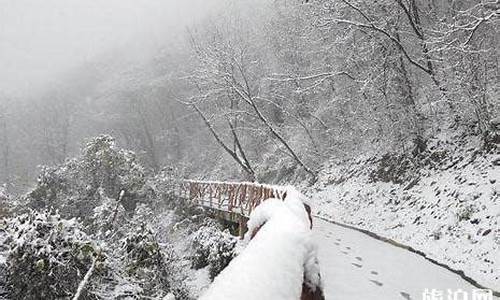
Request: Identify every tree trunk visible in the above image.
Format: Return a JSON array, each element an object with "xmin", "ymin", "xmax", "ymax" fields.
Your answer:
[{"xmin": 192, "ymin": 104, "xmax": 256, "ymax": 181}]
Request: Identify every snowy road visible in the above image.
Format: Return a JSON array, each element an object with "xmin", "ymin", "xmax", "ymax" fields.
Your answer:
[{"xmin": 314, "ymin": 218, "xmax": 498, "ymax": 300}]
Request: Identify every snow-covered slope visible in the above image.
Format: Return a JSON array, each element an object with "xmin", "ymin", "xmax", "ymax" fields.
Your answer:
[{"xmin": 310, "ymin": 137, "xmax": 499, "ymax": 290}]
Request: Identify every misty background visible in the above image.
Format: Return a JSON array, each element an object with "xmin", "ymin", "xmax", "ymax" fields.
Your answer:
[
  {"xmin": 0, "ymin": 0, "xmax": 498, "ymax": 193},
  {"xmin": 0, "ymin": 0, "xmax": 225, "ymax": 96},
  {"xmin": 0, "ymin": 0, "xmax": 231, "ymax": 190}
]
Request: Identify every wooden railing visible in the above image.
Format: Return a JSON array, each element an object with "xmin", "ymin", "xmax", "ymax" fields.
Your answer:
[{"xmin": 179, "ymin": 180, "xmax": 287, "ymax": 217}]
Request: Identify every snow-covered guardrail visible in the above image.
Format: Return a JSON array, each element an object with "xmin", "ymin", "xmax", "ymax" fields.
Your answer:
[{"xmin": 179, "ymin": 180, "xmax": 288, "ymax": 217}]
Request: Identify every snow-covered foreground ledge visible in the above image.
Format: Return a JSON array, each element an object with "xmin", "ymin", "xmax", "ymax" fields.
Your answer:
[{"xmin": 199, "ymin": 187, "xmax": 324, "ymax": 300}]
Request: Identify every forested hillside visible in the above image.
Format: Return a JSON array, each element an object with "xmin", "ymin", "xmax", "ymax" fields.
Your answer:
[{"xmin": 1, "ymin": 0, "xmax": 498, "ymax": 191}]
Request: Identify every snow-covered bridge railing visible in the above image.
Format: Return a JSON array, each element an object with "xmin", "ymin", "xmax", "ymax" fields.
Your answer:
[{"xmin": 179, "ymin": 180, "xmax": 288, "ymax": 217}]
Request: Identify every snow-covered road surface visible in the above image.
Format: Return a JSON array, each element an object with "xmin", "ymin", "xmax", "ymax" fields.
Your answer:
[{"xmin": 314, "ymin": 218, "xmax": 498, "ymax": 300}]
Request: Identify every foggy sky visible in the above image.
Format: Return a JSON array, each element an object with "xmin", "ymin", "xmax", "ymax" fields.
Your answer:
[{"xmin": 0, "ymin": 0, "xmax": 225, "ymax": 98}]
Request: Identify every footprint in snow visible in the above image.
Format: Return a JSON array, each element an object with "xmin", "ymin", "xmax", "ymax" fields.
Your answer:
[
  {"xmin": 334, "ymin": 242, "xmax": 340, "ymax": 246},
  {"xmin": 400, "ymin": 292, "xmax": 411, "ymax": 300},
  {"xmin": 355, "ymin": 256, "xmax": 362, "ymax": 261},
  {"xmin": 369, "ymin": 279, "xmax": 383, "ymax": 287},
  {"xmin": 341, "ymin": 251, "xmax": 349, "ymax": 255},
  {"xmin": 346, "ymin": 246, "xmax": 351, "ymax": 250},
  {"xmin": 370, "ymin": 271, "xmax": 378, "ymax": 275},
  {"xmin": 336, "ymin": 238, "xmax": 341, "ymax": 242},
  {"xmin": 351, "ymin": 263, "xmax": 362, "ymax": 268}
]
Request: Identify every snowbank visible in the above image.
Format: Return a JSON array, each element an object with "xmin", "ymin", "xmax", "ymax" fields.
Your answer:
[{"xmin": 199, "ymin": 188, "xmax": 322, "ymax": 300}]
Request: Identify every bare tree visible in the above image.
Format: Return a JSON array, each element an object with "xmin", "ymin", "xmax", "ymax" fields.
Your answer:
[{"xmin": 188, "ymin": 16, "xmax": 318, "ymax": 178}]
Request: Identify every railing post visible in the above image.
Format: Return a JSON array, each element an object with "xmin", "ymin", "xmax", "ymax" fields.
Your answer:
[{"xmin": 238, "ymin": 216, "xmax": 247, "ymax": 240}]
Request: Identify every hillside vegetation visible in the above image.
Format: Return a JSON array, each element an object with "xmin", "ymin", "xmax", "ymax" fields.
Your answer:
[{"xmin": 0, "ymin": 136, "xmax": 236, "ymax": 299}]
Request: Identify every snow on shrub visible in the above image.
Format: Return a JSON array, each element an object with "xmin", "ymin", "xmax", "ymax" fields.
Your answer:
[
  {"xmin": 123, "ymin": 223, "xmax": 164, "ymax": 272},
  {"xmin": 456, "ymin": 204, "xmax": 476, "ymax": 222},
  {"xmin": 25, "ymin": 135, "xmax": 147, "ymax": 220},
  {"xmin": 369, "ymin": 153, "xmax": 415, "ymax": 184},
  {"xmin": 86, "ymin": 191, "xmax": 146, "ymax": 241},
  {"xmin": 3, "ymin": 210, "xmax": 104, "ymax": 299},
  {"xmin": 120, "ymin": 222, "xmax": 190, "ymax": 299},
  {"xmin": 79, "ymin": 135, "xmax": 146, "ymax": 206},
  {"xmin": 191, "ymin": 223, "xmax": 238, "ymax": 279}
]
